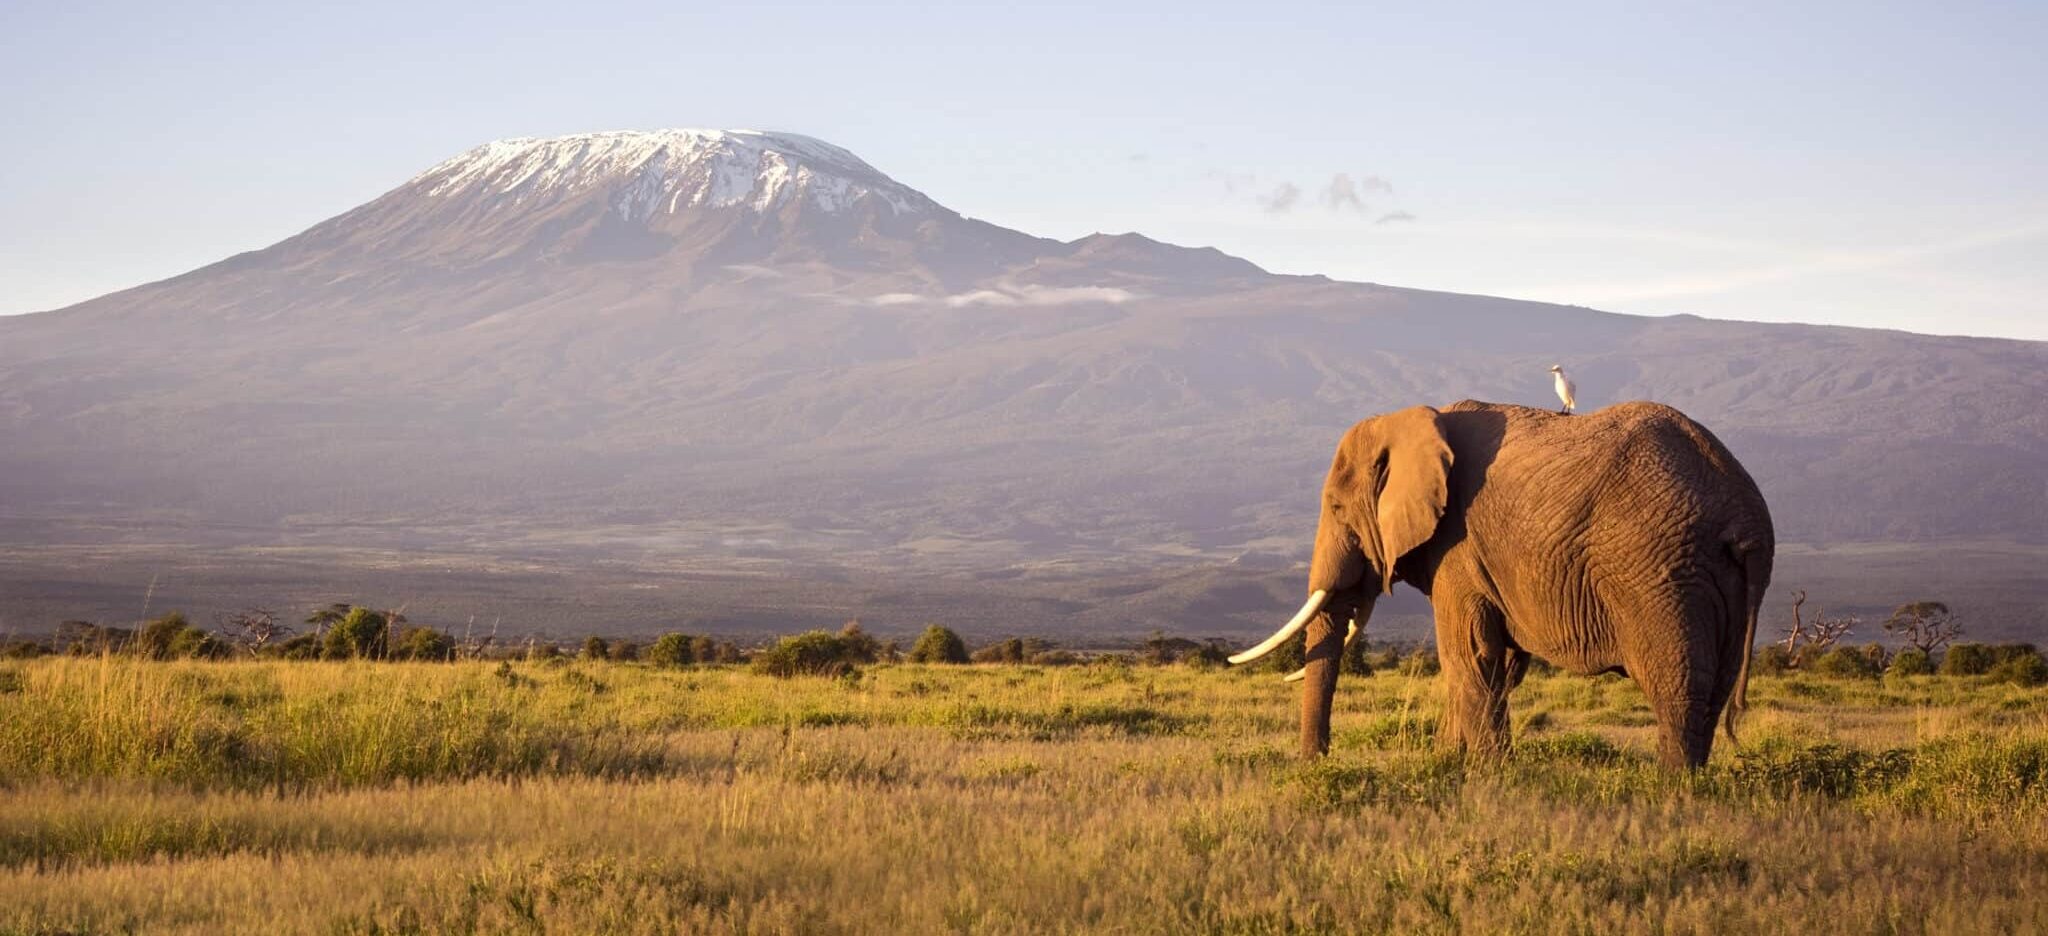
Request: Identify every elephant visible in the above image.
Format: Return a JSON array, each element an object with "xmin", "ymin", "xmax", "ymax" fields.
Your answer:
[{"xmin": 1230, "ymin": 400, "xmax": 1774, "ymax": 769}]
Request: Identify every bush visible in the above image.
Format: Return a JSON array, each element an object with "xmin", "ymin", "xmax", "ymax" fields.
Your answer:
[
  {"xmin": 323, "ymin": 608, "xmax": 390, "ymax": 660},
  {"xmin": 908, "ymin": 625, "xmax": 969, "ymax": 664},
  {"xmin": 837, "ymin": 621, "xmax": 880, "ymax": 664},
  {"xmin": 525, "ymin": 641, "xmax": 562, "ymax": 661},
  {"xmin": 581, "ymin": 636, "xmax": 610, "ymax": 660},
  {"xmin": 1810, "ymin": 646, "xmax": 1882, "ymax": 680},
  {"xmin": 691, "ymin": 635, "xmax": 741, "ymax": 664},
  {"xmin": 607, "ymin": 640, "xmax": 639, "ymax": 662},
  {"xmin": 1399, "ymin": 648, "xmax": 1440, "ymax": 677},
  {"xmin": 973, "ymin": 637, "xmax": 1028, "ymax": 664},
  {"xmin": 1262, "ymin": 633, "xmax": 1306, "ymax": 675},
  {"xmin": 275, "ymin": 633, "xmax": 323, "ymax": 660},
  {"xmin": 392, "ymin": 626, "xmax": 455, "ymax": 661},
  {"xmin": 1751, "ymin": 644, "xmax": 1792, "ymax": 676},
  {"xmin": 1888, "ymin": 648, "xmax": 1935, "ymax": 676},
  {"xmin": 751, "ymin": 630, "xmax": 863, "ymax": 678},
  {"xmin": 645, "ymin": 633, "xmax": 693, "ymax": 667},
  {"xmin": 1987, "ymin": 653, "xmax": 2048, "ymax": 688},
  {"xmin": 1342, "ymin": 638, "xmax": 1374, "ymax": 676},
  {"xmin": 1940, "ymin": 643, "xmax": 1996, "ymax": 676}
]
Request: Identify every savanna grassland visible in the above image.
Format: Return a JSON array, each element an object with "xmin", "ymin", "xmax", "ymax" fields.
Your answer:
[{"xmin": 2, "ymin": 657, "xmax": 2045, "ymax": 935}]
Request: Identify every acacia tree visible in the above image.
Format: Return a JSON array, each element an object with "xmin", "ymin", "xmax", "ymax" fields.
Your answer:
[{"xmin": 1883, "ymin": 601, "xmax": 1962, "ymax": 654}]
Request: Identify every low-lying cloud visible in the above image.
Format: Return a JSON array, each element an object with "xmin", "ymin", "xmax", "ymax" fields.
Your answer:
[{"xmin": 864, "ymin": 284, "xmax": 1141, "ymax": 308}]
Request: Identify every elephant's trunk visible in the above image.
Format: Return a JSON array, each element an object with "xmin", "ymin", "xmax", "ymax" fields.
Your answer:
[{"xmin": 1299, "ymin": 596, "xmax": 1374, "ymax": 757}]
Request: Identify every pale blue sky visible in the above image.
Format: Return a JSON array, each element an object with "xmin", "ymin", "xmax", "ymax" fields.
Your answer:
[{"xmin": 4, "ymin": 1, "xmax": 2043, "ymax": 339}]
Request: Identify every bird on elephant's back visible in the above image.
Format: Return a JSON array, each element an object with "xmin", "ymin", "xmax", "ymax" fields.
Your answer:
[{"xmin": 1230, "ymin": 399, "xmax": 1773, "ymax": 769}]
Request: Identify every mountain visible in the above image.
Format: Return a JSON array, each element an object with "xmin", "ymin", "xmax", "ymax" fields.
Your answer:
[{"xmin": 2, "ymin": 129, "xmax": 2043, "ymax": 639}]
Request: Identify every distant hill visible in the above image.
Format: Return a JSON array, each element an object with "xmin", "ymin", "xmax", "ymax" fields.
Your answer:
[{"xmin": 2, "ymin": 129, "xmax": 2042, "ymax": 638}]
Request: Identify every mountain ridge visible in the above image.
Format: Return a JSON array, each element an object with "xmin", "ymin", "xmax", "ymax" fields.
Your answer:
[{"xmin": 1, "ymin": 129, "xmax": 2042, "ymax": 635}]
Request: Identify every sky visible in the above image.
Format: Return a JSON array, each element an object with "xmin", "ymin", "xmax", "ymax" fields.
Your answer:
[{"xmin": 3, "ymin": 0, "xmax": 2044, "ymax": 340}]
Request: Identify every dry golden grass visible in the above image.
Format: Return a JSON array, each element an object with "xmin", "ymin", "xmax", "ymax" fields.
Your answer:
[{"xmin": 0, "ymin": 657, "xmax": 2043, "ymax": 934}]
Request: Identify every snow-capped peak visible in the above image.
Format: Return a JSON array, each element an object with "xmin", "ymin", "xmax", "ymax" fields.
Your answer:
[{"xmin": 410, "ymin": 129, "xmax": 936, "ymax": 219}]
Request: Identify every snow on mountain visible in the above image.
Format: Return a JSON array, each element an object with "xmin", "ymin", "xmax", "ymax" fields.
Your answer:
[{"xmin": 409, "ymin": 129, "xmax": 937, "ymax": 220}]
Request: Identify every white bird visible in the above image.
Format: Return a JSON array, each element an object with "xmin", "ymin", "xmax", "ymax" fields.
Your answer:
[{"xmin": 1549, "ymin": 364, "xmax": 1577, "ymax": 415}]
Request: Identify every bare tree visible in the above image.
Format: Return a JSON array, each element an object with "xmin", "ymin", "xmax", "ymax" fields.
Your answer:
[
  {"xmin": 1883, "ymin": 601, "xmax": 1962, "ymax": 654},
  {"xmin": 218, "ymin": 607, "xmax": 291, "ymax": 655},
  {"xmin": 1780, "ymin": 590, "xmax": 1858, "ymax": 666},
  {"xmin": 1780, "ymin": 590, "xmax": 1809, "ymax": 652}
]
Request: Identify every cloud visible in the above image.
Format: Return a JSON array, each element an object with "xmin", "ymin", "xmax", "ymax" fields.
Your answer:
[
  {"xmin": 1376, "ymin": 211, "xmax": 1417, "ymax": 225},
  {"xmin": 865, "ymin": 284, "xmax": 1140, "ymax": 308},
  {"xmin": 1323, "ymin": 173, "xmax": 1394, "ymax": 213},
  {"xmin": 1258, "ymin": 182, "xmax": 1302, "ymax": 213}
]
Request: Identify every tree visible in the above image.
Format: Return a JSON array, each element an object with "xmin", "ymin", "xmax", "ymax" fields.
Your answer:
[
  {"xmin": 322, "ymin": 607, "xmax": 389, "ymax": 659},
  {"xmin": 1883, "ymin": 601, "xmax": 1962, "ymax": 654},
  {"xmin": 218, "ymin": 608, "xmax": 291, "ymax": 656},
  {"xmin": 305, "ymin": 603, "xmax": 353, "ymax": 640},
  {"xmin": 645, "ymin": 633, "xmax": 694, "ymax": 667},
  {"xmin": 1779, "ymin": 589, "xmax": 1858, "ymax": 668},
  {"xmin": 907, "ymin": 625, "xmax": 969, "ymax": 664}
]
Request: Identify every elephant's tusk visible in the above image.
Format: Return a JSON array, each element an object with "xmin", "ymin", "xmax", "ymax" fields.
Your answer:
[
  {"xmin": 1282, "ymin": 619, "xmax": 1359, "ymax": 682},
  {"xmin": 1228, "ymin": 590, "xmax": 1329, "ymax": 665}
]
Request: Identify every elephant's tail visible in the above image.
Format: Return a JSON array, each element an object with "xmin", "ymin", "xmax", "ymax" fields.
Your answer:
[{"xmin": 1724, "ymin": 542, "xmax": 1771, "ymax": 745}]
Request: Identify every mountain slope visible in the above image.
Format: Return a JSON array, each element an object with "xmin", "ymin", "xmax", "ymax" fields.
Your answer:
[{"xmin": 1, "ymin": 129, "xmax": 2043, "ymax": 634}]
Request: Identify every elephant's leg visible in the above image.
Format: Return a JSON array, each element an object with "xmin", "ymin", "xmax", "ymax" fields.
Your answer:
[
  {"xmin": 1504, "ymin": 646, "xmax": 1532, "ymax": 692},
  {"xmin": 1299, "ymin": 610, "xmax": 1345, "ymax": 758},
  {"xmin": 1631, "ymin": 591, "xmax": 1735, "ymax": 769},
  {"xmin": 1434, "ymin": 596, "xmax": 1513, "ymax": 758}
]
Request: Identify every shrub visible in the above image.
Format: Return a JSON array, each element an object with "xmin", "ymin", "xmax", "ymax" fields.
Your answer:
[
  {"xmin": 275, "ymin": 633, "xmax": 323, "ymax": 660},
  {"xmin": 607, "ymin": 640, "xmax": 639, "ymax": 662},
  {"xmin": 1751, "ymin": 644, "xmax": 1792, "ymax": 676},
  {"xmin": 1987, "ymin": 653, "xmax": 2048, "ymax": 688},
  {"xmin": 132, "ymin": 612, "xmax": 228, "ymax": 660},
  {"xmin": 645, "ymin": 633, "xmax": 693, "ymax": 667},
  {"xmin": 972, "ymin": 637, "xmax": 1028, "ymax": 664},
  {"xmin": 690, "ymin": 635, "xmax": 741, "ymax": 664},
  {"xmin": 322, "ymin": 608, "xmax": 389, "ymax": 660},
  {"xmin": 581, "ymin": 636, "xmax": 610, "ymax": 660},
  {"xmin": 392, "ymin": 626, "xmax": 455, "ymax": 661},
  {"xmin": 908, "ymin": 625, "xmax": 969, "ymax": 664},
  {"xmin": 1262, "ymin": 632, "xmax": 1307, "ymax": 675},
  {"xmin": 1940, "ymin": 643, "xmax": 1996, "ymax": 676},
  {"xmin": 751, "ymin": 630, "xmax": 863, "ymax": 678},
  {"xmin": 525, "ymin": 641, "xmax": 562, "ymax": 661},
  {"xmin": 837, "ymin": 621, "xmax": 880, "ymax": 664},
  {"xmin": 1887, "ymin": 648, "xmax": 1935, "ymax": 676},
  {"xmin": 1399, "ymin": 648, "xmax": 1440, "ymax": 677},
  {"xmin": 1342, "ymin": 638, "xmax": 1374, "ymax": 676},
  {"xmin": 1810, "ymin": 646, "xmax": 1882, "ymax": 680}
]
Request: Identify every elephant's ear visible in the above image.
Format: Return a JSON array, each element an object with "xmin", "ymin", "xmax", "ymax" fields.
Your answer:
[{"xmin": 1371, "ymin": 406, "xmax": 1454, "ymax": 592}]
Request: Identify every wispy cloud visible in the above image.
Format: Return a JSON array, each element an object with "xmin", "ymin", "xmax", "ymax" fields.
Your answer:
[
  {"xmin": 1323, "ymin": 173, "xmax": 1393, "ymax": 212},
  {"xmin": 862, "ymin": 284, "xmax": 1141, "ymax": 308},
  {"xmin": 1258, "ymin": 182, "xmax": 1302, "ymax": 213}
]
